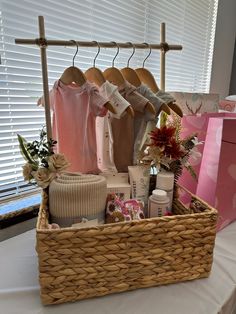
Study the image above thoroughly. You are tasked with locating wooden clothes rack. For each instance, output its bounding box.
[15,16,182,142]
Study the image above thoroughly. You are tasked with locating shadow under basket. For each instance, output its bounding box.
[36,185,218,305]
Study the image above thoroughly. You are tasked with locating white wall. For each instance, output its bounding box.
[229,40,236,94]
[210,0,236,99]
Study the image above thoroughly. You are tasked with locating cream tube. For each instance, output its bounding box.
[128,165,150,207]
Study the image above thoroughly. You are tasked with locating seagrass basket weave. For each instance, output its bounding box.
[36,186,218,305]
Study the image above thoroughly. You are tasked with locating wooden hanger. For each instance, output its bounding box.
[121,67,142,87]
[135,67,159,93]
[136,67,183,117]
[120,42,156,116]
[60,41,87,86]
[103,42,126,87]
[135,66,171,115]
[168,102,183,117]
[60,66,87,86]
[121,43,142,88]
[85,66,106,87]
[60,41,116,114]
[136,43,183,117]
[136,66,171,115]
[136,66,184,116]
[85,42,107,87]
[85,41,134,117]
[135,43,160,94]
[103,42,156,116]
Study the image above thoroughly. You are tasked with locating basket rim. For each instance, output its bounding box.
[36,187,218,234]
[37,211,217,233]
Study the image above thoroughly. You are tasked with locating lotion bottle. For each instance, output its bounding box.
[148,189,170,217]
[156,171,174,210]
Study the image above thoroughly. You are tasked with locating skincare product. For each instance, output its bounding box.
[148,189,170,217]
[128,165,150,207]
[156,170,174,209]
[101,172,131,200]
[105,195,145,224]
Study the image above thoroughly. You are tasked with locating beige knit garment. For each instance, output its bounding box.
[49,173,107,227]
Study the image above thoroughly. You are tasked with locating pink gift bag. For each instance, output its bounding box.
[178,115,208,199]
[178,113,236,202]
[196,117,236,231]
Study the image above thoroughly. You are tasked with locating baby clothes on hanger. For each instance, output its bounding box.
[137,84,165,114]
[96,81,130,173]
[133,83,165,164]
[39,80,108,173]
[156,90,175,104]
[133,88,177,164]
[111,80,150,172]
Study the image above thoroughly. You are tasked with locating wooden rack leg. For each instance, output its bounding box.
[160,22,167,127]
[38,16,53,143]
[160,22,166,91]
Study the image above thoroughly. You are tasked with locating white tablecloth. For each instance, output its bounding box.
[1,222,236,314]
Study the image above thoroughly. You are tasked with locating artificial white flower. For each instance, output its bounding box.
[33,167,56,189]
[22,163,33,181]
[47,153,70,173]
[192,136,204,146]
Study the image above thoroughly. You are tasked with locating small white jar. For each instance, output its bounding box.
[148,189,170,217]
[156,171,174,209]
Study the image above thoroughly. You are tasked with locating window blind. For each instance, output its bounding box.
[0,0,218,201]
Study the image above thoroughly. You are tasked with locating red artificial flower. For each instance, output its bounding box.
[150,126,176,148]
[164,138,184,159]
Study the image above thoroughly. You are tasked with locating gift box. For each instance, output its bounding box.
[219,100,236,112]
[100,172,131,200]
[196,118,236,231]
[169,92,219,114]
[178,113,236,202]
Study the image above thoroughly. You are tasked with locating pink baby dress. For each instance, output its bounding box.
[47,80,108,173]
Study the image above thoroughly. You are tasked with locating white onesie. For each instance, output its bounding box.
[96,81,130,173]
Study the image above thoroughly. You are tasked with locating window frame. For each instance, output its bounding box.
[0,0,218,221]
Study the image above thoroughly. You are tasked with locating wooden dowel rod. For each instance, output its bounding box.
[15,38,182,51]
[38,16,52,143]
[160,22,166,91]
[16,16,183,136]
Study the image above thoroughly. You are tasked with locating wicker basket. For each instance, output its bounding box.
[36,186,218,305]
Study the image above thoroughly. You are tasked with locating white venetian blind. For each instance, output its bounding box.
[0,0,218,201]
